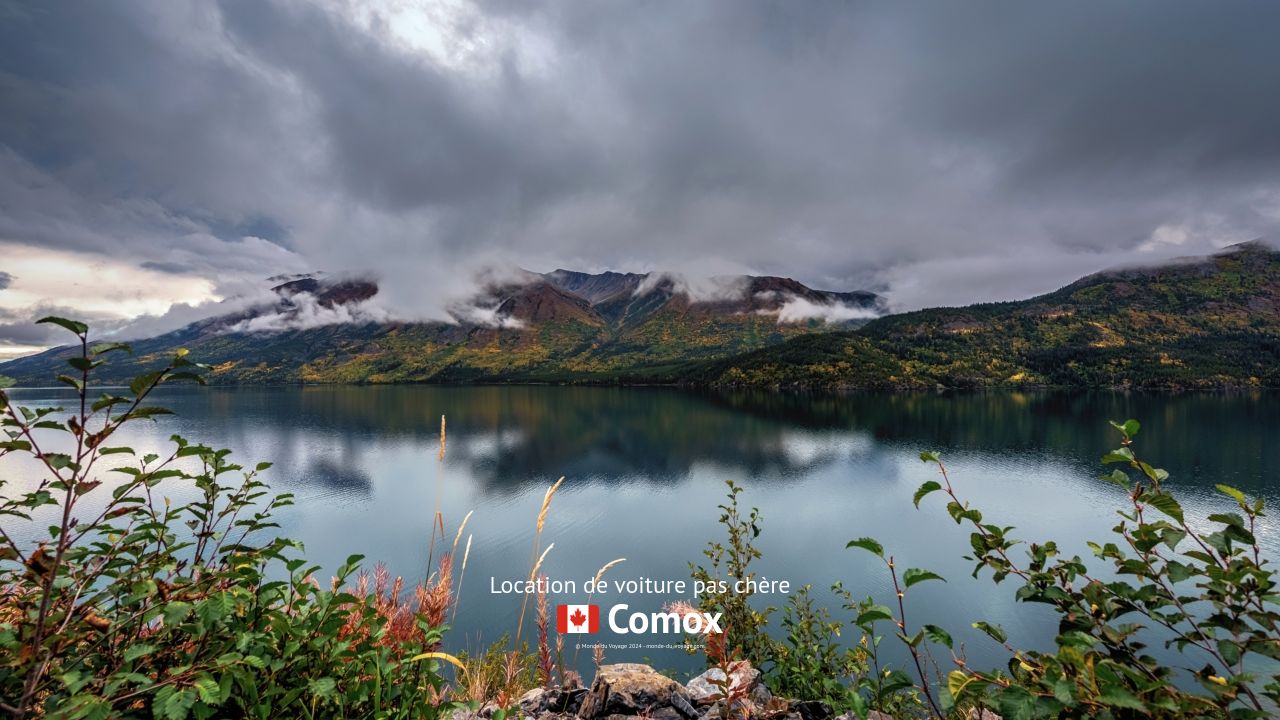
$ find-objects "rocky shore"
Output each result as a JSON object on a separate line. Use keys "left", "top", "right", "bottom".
{"left": 454, "top": 663, "right": 1000, "bottom": 720}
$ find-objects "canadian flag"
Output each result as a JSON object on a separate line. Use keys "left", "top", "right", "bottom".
{"left": 556, "top": 604, "right": 600, "bottom": 633}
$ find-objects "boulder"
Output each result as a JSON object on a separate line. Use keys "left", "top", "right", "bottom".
{"left": 791, "top": 700, "right": 832, "bottom": 720}
{"left": 685, "top": 665, "right": 767, "bottom": 706}
{"left": 519, "top": 689, "right": 546, "bottom": 715}
{"left": 577, "top": 664, "right": 697, "bottom": 719}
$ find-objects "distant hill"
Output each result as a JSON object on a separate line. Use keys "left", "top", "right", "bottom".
{"left": 695, "top": 241, "right": 1280, "bottom": 390}
{"left": 0, "top": 269, "right": 881, "bottom": 386}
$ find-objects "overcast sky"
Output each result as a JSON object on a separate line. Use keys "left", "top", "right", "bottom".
{"left": 3, "top": 0, "right": 1280, "bottom": 357}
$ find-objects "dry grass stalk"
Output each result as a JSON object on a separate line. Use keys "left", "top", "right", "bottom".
{"left": 451, "top": 533, "right": 473, "bottom": 623}
{"left": 438, "top": 414, "right": 447, "bottom": 462}
{"left": 572, "top": 557, "right": 626, "bottom": 667}
{"left": 515, "top": 476, "right": 564, "bottom": 646}
{"left": 536, "top": 575, "right": 553, "bottom": 687}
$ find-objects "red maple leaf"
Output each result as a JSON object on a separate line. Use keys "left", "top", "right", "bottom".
{"left": 570, "top": 608, "right": 587, "bottom": 628}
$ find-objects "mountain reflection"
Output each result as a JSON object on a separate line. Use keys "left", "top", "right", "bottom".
{"left": 107, "top": 385, "right": 1278, "bottom": 500}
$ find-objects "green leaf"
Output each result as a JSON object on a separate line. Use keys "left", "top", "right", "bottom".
{"left": 947, "top": 670, "right": 977, "bottom": 700}
{"left": 855, "top": 605, "right": 895, "bottom": 626}
{"left": 1216, "top": 484, "right": 1246, "bottom": 504}
{"left": 903, "top": 568, "right": 945, "bottom": 588}
{"left": 913, "top": 480, "right": 942, "bottom": 508}
{"left": 1098, "top": 687, "right": 1146, "bottom": 711}
{"left": 1102, "top": 469, "right": 1130, "bottom": 487}
{"left": 1110, "top": 419, "right": 1140, "bottom": 438}
{"left": 1102, "top": 447, "right": 1135, "bottom": 464}
{"left": 163, "top": 601, "right": 192, "bottom": 626}
{"left": 995, "top": 686, "right": 1037, "bottom": 720}
{"left": 1144, "top": 493, "right": 1184, "bottom": 523}
{"left": 193, "top": 675, "right": 222, "bottom": 705}
{"left": 919, "top": 450, "right": 940, "bottom": 463}
{"left": 123, "top": 643, "right": 155, "bottom": 662}
{"left": 309, "top": 677, "right": 336, "bottom": 698}
{"left": 157, "top": 686, "right": 196, "bottom": 720}
{"left": 846, "top": 537, "right": 883, "bottom": 558}
{"left": 91, "top": 342, "right": 133, "bottom": 356}
{"left": 972, "top": 621, "right": 1007, "bottom": 644}
{"left": 37, "top": 316, "right": 88, "bottom": 336}
{"left": 129, "top": 370, "right": 165, "bottom": 396}
{"left": 922, "top": 623, "right": 953, "bottom": 648}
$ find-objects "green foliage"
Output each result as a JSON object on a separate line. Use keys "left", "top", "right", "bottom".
{"left": 690, "top": 480, "right": 777, "bottom": 670}
{"left": 0, "top": 320, "right": 460, "bottom": 718}
{"left": 769, "top": 585, "right": 866, "bottom": 712}
{"left": 877, "top": 420, "right": 1280, "bottom": 718}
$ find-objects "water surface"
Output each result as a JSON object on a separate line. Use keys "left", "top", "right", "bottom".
{"left": 4, "top": 385, "right": 1277, "bottom": 678}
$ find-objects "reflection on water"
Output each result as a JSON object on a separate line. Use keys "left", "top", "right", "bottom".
{"left": 3, "top": 385, "right": 1277, "bottom": 677}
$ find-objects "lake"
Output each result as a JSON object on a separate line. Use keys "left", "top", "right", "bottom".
{"left": 4, "top": 385, "right": 1278, "bottom": 679}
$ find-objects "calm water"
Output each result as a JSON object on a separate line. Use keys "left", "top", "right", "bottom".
{"left": 4, "top": 386, "right": 1278, "bottom": 678}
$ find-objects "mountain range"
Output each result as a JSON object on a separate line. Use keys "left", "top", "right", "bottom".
{"left": 0, "top": 269, "right": 882, "bottom": 386}
{"left": 2, "top": 242, "right": 1278, "bottom": 390}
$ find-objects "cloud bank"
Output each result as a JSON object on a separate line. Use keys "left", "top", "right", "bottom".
{"left": 2, "top": 1, "right": 1280, "bottom": 353}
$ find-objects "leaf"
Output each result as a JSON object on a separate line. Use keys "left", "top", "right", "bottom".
{"left": 308, "top": 677, "right": 336, "bottom": 698}
{"left": 1216, "top": 484, "right": 1246, "bottom": 504}
{"left": 1097, "top": 687, "right": 1146, "bottom": 711}
{"left": 903, "top": 568, "right": 945, "bottom": 588}
{"left": 1144, "top": 493, "right": 1184, "bottom": 523}
{"left": 846, "top": 537, "right": 883, "bottom": 558}
{"left": 913, "top": 480, "right": 942, "bottom": 508}
{"left": 157, "top": 686, "right": 196, "bottom": 720}
{"left": 91, "top": 342, "right": 133, "bottom": 356}
{"left": 123, "top": 643, "right": 155, "bottom": 662}
{"left": 193, "top": 675, "right": 222, "bottom": 705}
{"left": 1110, "top": 419, "right": 1140, "bottom": 438}
{"left": 1102, "top": 469, "right": 1130, "bottom": 487}
{"left": 407, "top": 651, "right": 466, "bottom": 671}
{"left": 129, "top": 370, "right": 165, "bottom": 396}
{"left": 922, "top": 623, "right": 953, "bottom": 648}
{"left": 972, "top": 621, "right": 1007, "bottom": 644}
{"left": 995, "top": 686, "right": 1038, "bottom": 720}
{"left": 947, "top": 670, "right": 976, "bottom": 700}
{"left": 37, "top": 316, "right": 88, "bottom": 336}
{"left": 1102, "top": 447, "right": 1135, "bottom": 464}
{"left": 919, "top": 450, "right": 940, "bottom": 463}
{"left": 855, "top": 605, "right": 895, "bottom": 626}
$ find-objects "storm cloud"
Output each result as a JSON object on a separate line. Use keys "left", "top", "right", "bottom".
{"left": 2, "top": 0, "right": 1279, "bottom": 349}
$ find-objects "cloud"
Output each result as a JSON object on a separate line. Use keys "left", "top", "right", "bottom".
{"left": 768, "top": 297, "right": 881, "bottom": 325}
{"left": 0, "top": 271, "right": 11, "bottom": 290}
{"left": 225, "top": 292, "right": 392, "bottom": 333}
{"left": 0, "top": 0, "right": 1278, "bottom": 346}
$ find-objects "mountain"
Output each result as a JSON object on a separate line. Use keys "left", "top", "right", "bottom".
{"left": 0, "top": 270, "right": 882, "bottom": 386}
{"left": 694, "top": 241, "right": 1280, "bottom": 390}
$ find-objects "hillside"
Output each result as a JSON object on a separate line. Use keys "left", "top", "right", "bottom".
{"left": 698, "top": 241, "right": 1280, "bottom": 390}
{"left": 0, "top": 270, "right": 881, "bottom": 386}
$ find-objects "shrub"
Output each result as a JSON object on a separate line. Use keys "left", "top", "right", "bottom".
{"left": 0, "top": 318, "right": 461, "bottom": 719}
{"left": 851, "top": 420, "right": 1280, "bottom": 719}
{"left": 689, "top": 480, "right": 776, "bottom": 669}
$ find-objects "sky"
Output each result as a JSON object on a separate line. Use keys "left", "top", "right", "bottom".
{"left": 2, "top": 0, "right": 1280, "bottom": 358}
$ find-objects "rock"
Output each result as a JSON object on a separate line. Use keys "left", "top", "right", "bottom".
{"left": 669, "top": 692, "right": 698, "bottom": 719}
{"left": 685, "top": 665, "right": 764, "bottom": 705}
{"left": 578, "top": 664, "right": 695, "bottom": 719}
{"left": 791, "top": 700, "right": 832, "bottom": 720}
{"left": 967, "top": 710, "right": 1002, "bottom": 720}
{"left": 520, "top": 689, "right": 547, "bottom": 715}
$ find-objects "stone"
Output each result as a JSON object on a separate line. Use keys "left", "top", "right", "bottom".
{"left": 791, "top": 700, "right": 832, "bottom": 720}
{"left": 578, "top": 664, "right": 695, "bottom": 719}
{"left": 685, "top": 665, "right": 764, "bottom": 705}
{"left": 520, "top": 688, "right": 547, "bottom": 715}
